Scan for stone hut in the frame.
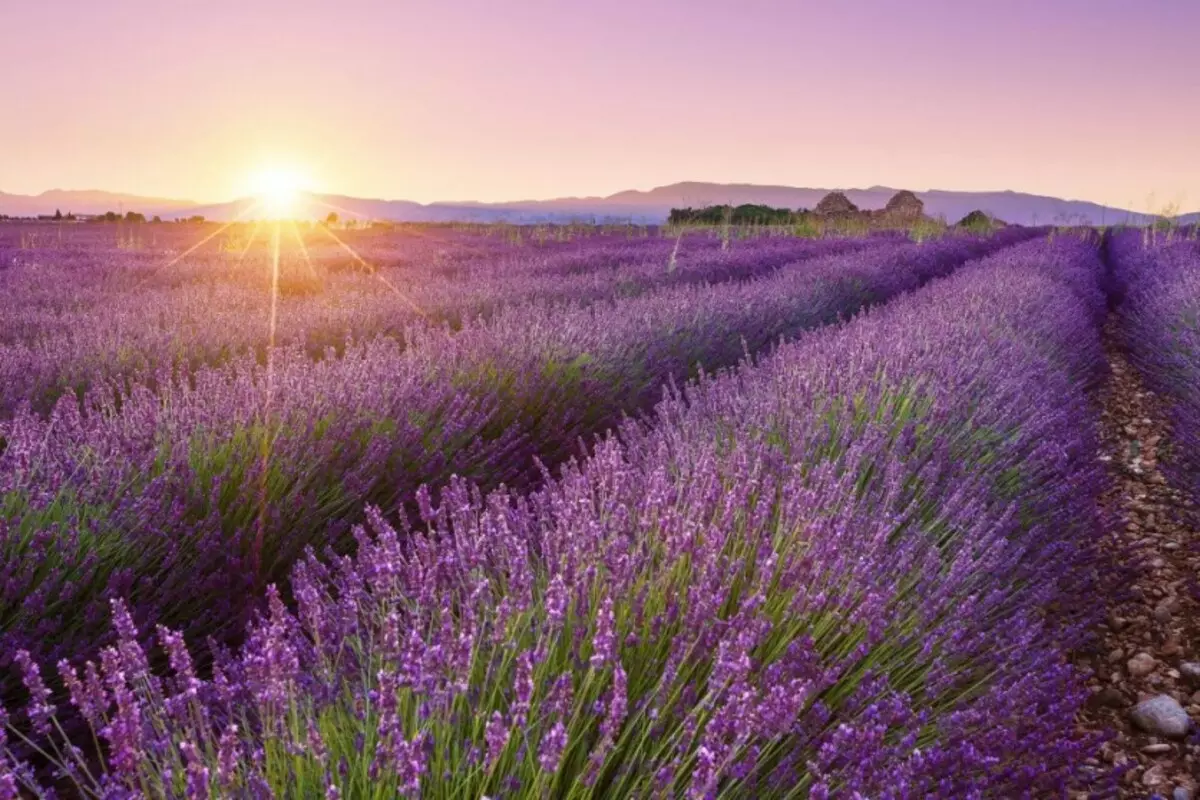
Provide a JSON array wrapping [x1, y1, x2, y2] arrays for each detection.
[[883, 190, 924, 220], [814, 191, 859, 216]]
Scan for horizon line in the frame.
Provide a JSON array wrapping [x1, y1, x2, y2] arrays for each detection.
[[1, 182, 1194, 218]]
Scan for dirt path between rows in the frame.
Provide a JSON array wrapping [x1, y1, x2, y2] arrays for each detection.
[[1075, 320, 1200, 797]]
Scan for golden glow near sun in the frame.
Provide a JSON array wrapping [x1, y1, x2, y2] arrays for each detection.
[[247, 167, 310, 219]]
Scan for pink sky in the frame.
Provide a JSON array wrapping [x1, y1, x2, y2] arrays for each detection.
[[3, 0, 1198, 211]]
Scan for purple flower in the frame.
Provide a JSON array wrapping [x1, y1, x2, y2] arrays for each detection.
[[58, 659, 108, 726], [99, 648, 145, 778], [0, 772, 18, 800], [217, 723, 242, 789], [537, 721, 568, 774], [589, 595, 616, 669], [307, 719, 328, 764], [181, 740, 211, 799], [14, 650, 53, 736], [158, 625, 200, 698], [484, 711, 509, 766], [544, 573, 568, 630]]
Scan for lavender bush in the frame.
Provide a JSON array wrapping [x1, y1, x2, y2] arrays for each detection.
[[0, 229, 877, 418], [0, 230, 1035, 682], [1, 233, 1112, 797]]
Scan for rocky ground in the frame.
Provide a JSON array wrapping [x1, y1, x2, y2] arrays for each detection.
[[1074, 322, 1200, 798]]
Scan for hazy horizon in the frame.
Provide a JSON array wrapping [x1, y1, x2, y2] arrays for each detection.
[[7, 180, 1186, 209]]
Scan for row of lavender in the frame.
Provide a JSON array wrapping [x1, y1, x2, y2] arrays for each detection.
[[0, 232, 1111, 797], [0, 230, 887, 418], [1107, 230, 1200, 499], [0, 230, 1034, 694]]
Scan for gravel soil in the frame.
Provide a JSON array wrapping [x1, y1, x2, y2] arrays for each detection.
[[1074, 321, 1200, 797]]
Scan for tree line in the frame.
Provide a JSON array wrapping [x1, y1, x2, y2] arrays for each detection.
[[667, 203, 809, 225], [0, 210, 209, 223]]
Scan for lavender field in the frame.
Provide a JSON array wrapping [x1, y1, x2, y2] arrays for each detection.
[[1, 221, 1198, 797]]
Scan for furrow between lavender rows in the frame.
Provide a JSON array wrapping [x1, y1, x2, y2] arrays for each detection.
[[1106, 231, 1200, 501]]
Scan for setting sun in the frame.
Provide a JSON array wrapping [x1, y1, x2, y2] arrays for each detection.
[[247, 166, 309, 218]]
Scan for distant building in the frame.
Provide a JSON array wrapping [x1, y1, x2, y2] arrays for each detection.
[[813, 189, 931, 228], [814, 191, 860, 216], [882, 190, 924, 220]]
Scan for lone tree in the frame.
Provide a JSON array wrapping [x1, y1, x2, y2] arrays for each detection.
[[325, 211, 339, 226], [53, 209, 62, 220]]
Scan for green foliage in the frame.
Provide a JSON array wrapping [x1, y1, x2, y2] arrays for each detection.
[[908, 217, 948, 242], [955, 210, 1002, 234], [668, 204, 805, 226], [792, 214, 822, 238]]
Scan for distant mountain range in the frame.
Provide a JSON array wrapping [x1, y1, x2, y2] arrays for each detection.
[[3, 183, 1196, 227], [0, 189, 198, 218]]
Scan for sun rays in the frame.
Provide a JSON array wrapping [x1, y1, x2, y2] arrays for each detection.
[[308, 198, 428, 320]]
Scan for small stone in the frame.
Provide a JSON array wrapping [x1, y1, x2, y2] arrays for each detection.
[[1109, 648, 1126, 663], [1095, 686, 1126, 708], [1176, 788, 1194, 800], [1142, 742, 1173, 754], [1155, 605, 1173, 623], [1180, 662, 1200, 684], [1130, 652, 1159, 677], [1144, 764, 1169, 786], [1131, 694, 1193, 739]]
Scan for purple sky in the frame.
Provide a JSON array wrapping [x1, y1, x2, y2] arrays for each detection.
[[3, 0, 1198, 210]]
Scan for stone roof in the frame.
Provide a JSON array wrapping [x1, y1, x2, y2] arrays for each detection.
[[884, 190, 924, 216], [814, 191, 859, 216]]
